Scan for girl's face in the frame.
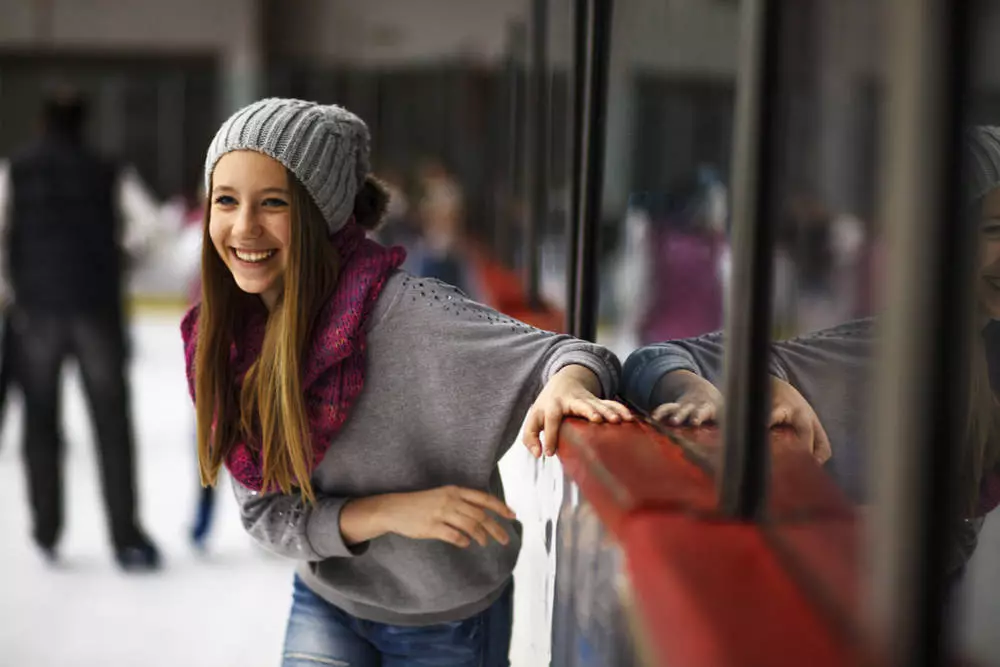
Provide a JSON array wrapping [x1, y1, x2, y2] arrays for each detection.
[[209, 151, 292, 311]]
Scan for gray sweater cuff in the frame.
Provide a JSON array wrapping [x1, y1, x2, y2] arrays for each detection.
[[622, 341, 791, 411], [623, 346, 699, 411], [542, 343, 620, 399], [306, 497, 370, 559]]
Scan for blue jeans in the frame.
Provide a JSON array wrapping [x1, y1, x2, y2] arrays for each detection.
[[282, 575, 513, 666]]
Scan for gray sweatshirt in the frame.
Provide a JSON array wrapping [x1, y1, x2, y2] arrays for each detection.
[[232, 271, 620, 626]]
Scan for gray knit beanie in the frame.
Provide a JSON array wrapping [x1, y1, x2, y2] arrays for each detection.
[[966, 126, 1000, 204], [204, 98, 370, 235]]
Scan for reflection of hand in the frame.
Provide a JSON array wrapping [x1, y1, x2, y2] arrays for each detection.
[[651, 370, 724, 427], [769, 377, 832, 463], [651, 372, 833, 464]]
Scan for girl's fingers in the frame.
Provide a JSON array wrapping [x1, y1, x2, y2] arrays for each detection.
[[606, 401, 635, 421], [812, 417, 833, 463], [690, 403, 716, 426], [769, 406, 793, 428], [668, 403, 696, 425], [435, 525, 470, 548], [456, 504, 509, 545], [651, 403, 681, 422], [458, 488, 517, 519], [522, 409, 543, 458], [445, 511, 489, 547], [543, 408, 562, 456], [583, 399, 620, 423], [591, 399, 634, 422]]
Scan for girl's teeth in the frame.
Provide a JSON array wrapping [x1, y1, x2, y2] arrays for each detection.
[[234, 249, 275, 263]]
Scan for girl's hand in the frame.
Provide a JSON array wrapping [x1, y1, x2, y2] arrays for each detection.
[[651, 369, 724, 427], [383, 486, 516, 548], [523, 364, 633, 458], [769, 377, 832, 463]]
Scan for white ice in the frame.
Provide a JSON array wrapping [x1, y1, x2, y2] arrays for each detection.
[[0, 314, 293, 667], [0, 312, 556, 667]]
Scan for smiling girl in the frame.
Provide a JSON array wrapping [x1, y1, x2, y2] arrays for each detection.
[[182, 98, 630, 666]]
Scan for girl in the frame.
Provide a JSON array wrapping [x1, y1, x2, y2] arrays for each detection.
[[182, 98, 631, 666], [620, 125, 1000, 581]]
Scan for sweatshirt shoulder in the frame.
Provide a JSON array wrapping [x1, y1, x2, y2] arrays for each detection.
[[367, 271, 537, 335]]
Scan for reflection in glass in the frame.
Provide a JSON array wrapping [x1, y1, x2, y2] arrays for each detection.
[[957, 123, 1000, 664]]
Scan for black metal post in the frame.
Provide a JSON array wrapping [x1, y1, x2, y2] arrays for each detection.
[[565, 0, 588, 334], [526, 0, 550, 311], [719, 0, 779, 520], [501, 20, 528, 269], [571, 0, 612, 343], [872, 1, 970, 664]]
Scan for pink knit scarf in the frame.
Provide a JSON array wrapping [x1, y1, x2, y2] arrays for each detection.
[[180, 221, 405, 491]]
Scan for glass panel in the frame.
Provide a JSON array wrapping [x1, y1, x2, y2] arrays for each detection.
[[607, 0, 742, 466], [538, 0, 574, 329], [954, 4, 1000, 661], [753, 0, 885, 635], [591, 0, 744, 659], [763, 0, 885, 501]]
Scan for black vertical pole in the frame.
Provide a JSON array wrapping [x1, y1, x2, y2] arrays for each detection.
[[572, 0, 613, 343], [501, 21, 527, 269], [565, 0, 588, 335], [719, 0, 779, 519], [526, 0, 550, 311], [872, 1, 970, 664]]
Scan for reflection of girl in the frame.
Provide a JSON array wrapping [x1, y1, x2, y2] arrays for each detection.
[[414, 161, 472, 293], [182, 98, 630, 665], [621, 126, 1000, 580]]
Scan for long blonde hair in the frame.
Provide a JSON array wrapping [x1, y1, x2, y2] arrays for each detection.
[[194, 171, 339, 503], [960, 289, 1000, 516]]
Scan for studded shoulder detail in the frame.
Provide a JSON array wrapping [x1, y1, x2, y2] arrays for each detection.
[[397, 274, 544, 335]]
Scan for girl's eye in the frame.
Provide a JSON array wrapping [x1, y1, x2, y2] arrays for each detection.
[[982, 218, 1000, 234], [262, 197, 289, 208], [214, 195, 237, 206]]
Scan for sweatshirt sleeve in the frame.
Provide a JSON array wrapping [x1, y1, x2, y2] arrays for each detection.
[[231, 478, 368, 561], [620, 320, 878, 413], [622, 332, 727, 411], [376, 276, 621, 459], [621, 331, 790, 411], [770, 318, 876, 502]]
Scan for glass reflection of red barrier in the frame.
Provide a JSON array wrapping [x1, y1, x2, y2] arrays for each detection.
[[466, 243, 565, 333], [556, 418, 869, 667]]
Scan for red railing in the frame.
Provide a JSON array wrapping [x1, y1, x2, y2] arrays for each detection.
[[557, 419, 870, 667]]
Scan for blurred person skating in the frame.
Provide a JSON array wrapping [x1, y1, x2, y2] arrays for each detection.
[[0, 90, 161, 571], [183, 98, 630, 666], [369, 168, 423, 276], [620, 125, 1000, 583], [413, 160, 473, 293], [620, 168, 730, 348], [781, 195, 867, 334]]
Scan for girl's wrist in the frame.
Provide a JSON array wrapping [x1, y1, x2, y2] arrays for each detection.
[[555, 364, 602, 395], [340, 494, 397, 545]]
